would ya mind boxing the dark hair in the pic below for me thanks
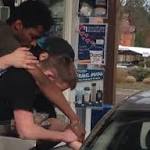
[7,0,53,31]
[45,37,75,61]
[2,0,15,12]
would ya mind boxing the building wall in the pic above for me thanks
[120,33,135,46]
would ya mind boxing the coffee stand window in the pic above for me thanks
[73,0,113,136]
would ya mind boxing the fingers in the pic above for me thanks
[68,141,82,150]
[10,47,39,69]
[23,64,36,70]
[20,48,39,67]
[22,52,39,69]
[26,59,39,65]
[63,129,78,143]
[15,47,30,51]
[26,53,38,61]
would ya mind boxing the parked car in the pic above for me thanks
[54,90,150,150]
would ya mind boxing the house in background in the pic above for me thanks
[118,13,150,68]
[118,45,150,67]
[119,13,136,47]
[118,48,142,66]
[118,13,139,66]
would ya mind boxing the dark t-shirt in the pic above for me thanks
[0,67,56,121]
[0,22,55,121]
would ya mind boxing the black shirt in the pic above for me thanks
[0,67,56,121]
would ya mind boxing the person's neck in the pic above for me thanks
[9,24,22,44]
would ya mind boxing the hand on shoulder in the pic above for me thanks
[8,47,39,69]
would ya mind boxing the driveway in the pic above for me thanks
[116,88,140,104]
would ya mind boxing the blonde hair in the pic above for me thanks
[40,54,77,90]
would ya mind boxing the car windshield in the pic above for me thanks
[83,110,150,150]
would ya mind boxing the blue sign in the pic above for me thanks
[77,69,104,81]
[78,24,107,60]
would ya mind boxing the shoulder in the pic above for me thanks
[2,67,36,87]
[0,22,13,37]
[0,22,20,54]
[0,67,38,111]
[7,67,33,77]
[7,67,32,77]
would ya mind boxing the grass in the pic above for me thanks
[116,82,150,91]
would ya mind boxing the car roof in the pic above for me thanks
[118,90,150,111]
[81,91,150,150]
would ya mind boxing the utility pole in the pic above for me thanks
[103,0,120,104]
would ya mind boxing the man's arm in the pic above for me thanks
[14,109,77,143]
[28,67,79,122]
[28,67,85,142]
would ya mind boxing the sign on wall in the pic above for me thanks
[77,68,104,81]
[78,24,107,65]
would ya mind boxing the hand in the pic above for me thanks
[68,141,82,150]
[70,120,86,143]
[8,47,39,69]
[62,129,78,143]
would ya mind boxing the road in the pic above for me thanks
[116,88,140,104]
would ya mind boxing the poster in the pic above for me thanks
[78,24,107,65]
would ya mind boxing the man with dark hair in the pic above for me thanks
[0,0,52,55]
[0,0,52,69]
[7,0,52,33]
[0,0,85,143]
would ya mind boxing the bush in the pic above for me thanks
[116,68,128,83]
[139,58,150,68]
[128,67,150,81]
[146,58,150,68]
[125,76,136,83]
[143,77,150,84]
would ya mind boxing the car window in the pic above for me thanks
[140,122,150,149]
[89,122,122,150]
[85,120,150,150]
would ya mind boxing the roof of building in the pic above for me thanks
[119,45,150,57]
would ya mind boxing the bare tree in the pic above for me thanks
[121,0,150,47]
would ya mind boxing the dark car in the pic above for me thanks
[54,90,150,150]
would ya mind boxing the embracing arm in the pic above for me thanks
[0,47,38,70]
[14,110,77,143]
[0,55,12,70]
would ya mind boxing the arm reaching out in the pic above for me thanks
[28,67,79,122]
[28,67,85,142]
[14,110,78,143]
